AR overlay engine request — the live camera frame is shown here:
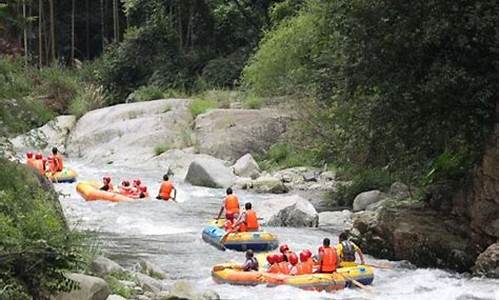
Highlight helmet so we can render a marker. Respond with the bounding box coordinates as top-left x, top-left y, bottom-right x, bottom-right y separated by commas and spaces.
26, 152, 33, 158
266, 255, 275, 265
304, 249, 312, 259
288, 253, 299, 266
275, 254, 285, 263
134, 179, 141, 186
300, 250, 309, 262
140, 186, 147, 192
279, 244, 289, 253
35, 153, 42, 159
